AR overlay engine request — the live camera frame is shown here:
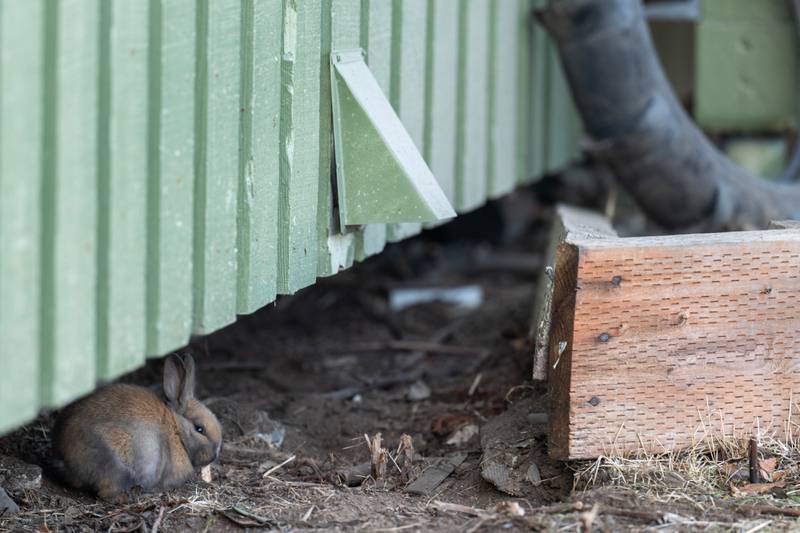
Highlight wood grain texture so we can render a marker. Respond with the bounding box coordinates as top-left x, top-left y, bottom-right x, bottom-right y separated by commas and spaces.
455, 0, 490, 212
236, 0, 281, 313
192, 0, 241, 334
0, 0, 45, 432
278, 0, 322, 293
548, 226, 800, 460
386, 0, 426, 242
40, 0, 100, 407
354, 0, 391, 261
531, 205, 618, 381
146, 0, 196, 356
97, 0, 149, 379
